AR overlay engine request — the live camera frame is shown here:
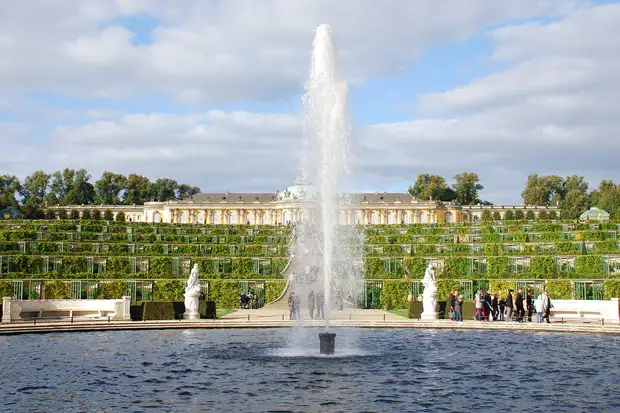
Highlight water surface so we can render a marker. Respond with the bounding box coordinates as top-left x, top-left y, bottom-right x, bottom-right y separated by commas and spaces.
0, 328, 618, 412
